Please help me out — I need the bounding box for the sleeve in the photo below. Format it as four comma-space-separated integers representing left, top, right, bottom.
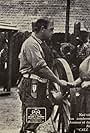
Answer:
25, 42, 47, 70
79, 56, 90, 81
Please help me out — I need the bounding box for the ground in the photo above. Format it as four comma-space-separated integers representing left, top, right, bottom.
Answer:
0, 87, 22, 133
0, 87, 54, 133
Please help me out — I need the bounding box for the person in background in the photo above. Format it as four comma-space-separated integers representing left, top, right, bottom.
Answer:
71, 31, 90, 132
74, 30, 90, 87
76, 31, 90, 65
18, 18, 72, 133
0, 38, 8, 91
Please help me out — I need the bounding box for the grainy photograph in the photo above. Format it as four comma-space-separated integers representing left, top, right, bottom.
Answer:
0, 0, 90, 133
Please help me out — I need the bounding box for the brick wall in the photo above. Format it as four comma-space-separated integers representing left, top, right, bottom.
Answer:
0, 0, 90, 33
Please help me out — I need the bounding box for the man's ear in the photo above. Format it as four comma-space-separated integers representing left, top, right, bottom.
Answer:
41, 26, 45, 32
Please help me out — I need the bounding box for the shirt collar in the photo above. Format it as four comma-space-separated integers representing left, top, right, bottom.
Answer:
31, 32, 42, 44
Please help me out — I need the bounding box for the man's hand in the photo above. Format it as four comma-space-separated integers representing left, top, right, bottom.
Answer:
59, 80, 76, 87
59, 80, 68, 87
81, 81, 90, 89
67, 82, 76, 87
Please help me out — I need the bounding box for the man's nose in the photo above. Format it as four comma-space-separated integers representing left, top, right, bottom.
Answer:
51, 31, 54, 36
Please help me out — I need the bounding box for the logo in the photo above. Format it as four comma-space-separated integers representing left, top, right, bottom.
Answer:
26, 107, 46, 123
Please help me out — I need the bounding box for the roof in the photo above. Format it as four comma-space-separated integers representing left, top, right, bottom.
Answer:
0, 22, 18, 31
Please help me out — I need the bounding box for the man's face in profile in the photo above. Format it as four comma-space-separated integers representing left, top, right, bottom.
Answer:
43, 21, 54, 41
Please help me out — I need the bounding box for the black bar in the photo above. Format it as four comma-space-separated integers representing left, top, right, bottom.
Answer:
65, 0, 70, 42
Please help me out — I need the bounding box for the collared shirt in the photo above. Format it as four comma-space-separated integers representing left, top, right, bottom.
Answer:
19, 32, 47, 75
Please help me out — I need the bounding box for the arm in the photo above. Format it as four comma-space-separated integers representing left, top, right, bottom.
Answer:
24, 40, 68, 87
73, 77, 82, 87
38, 66, 68, 87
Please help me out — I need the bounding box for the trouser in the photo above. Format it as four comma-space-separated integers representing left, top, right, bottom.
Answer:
18, 77, 53, 132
